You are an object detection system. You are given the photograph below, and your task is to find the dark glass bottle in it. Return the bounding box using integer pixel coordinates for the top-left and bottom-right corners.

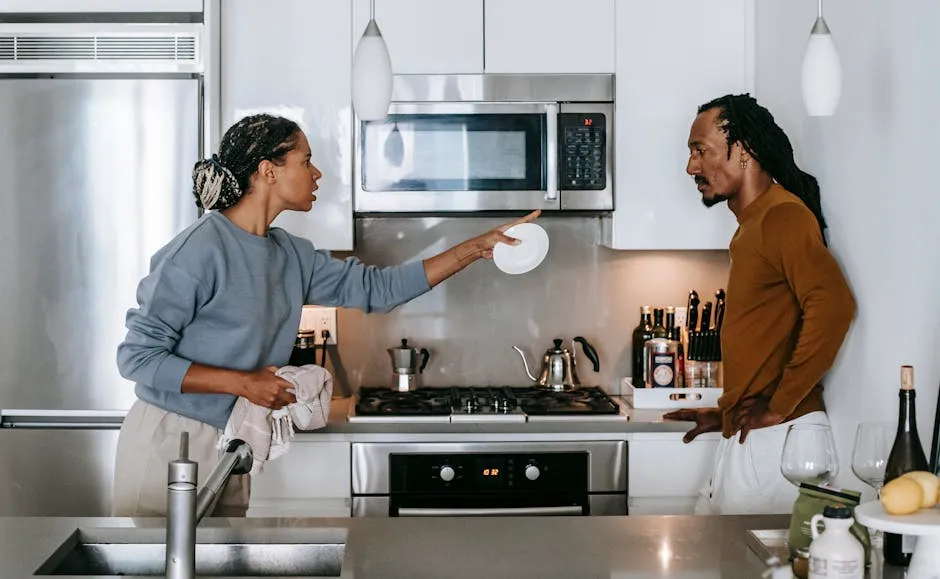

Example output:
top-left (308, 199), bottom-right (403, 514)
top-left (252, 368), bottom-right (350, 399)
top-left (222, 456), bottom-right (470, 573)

top-left (289, 330), bottom-right (320, 366)
top-left (650, 308), bottom-right (667, 339)
top-left (631, 306), bottom-right (653, 388)
top-left (665, 306), bottom-right (676, 335)
top-left (883, 365), bottom-right (929, 567)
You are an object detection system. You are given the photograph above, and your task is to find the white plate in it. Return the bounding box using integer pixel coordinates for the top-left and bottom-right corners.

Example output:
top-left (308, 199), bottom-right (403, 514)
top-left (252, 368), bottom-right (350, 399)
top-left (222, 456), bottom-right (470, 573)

top-left (493, 223), bottom-right (549, 275)
top-left (855, 500), bottom-right (940, 535)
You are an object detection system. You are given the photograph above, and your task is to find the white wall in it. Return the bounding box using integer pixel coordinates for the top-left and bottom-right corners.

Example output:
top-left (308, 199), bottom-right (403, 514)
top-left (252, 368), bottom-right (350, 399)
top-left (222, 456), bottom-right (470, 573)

top-left (755, 0), bottom-right (940, 495)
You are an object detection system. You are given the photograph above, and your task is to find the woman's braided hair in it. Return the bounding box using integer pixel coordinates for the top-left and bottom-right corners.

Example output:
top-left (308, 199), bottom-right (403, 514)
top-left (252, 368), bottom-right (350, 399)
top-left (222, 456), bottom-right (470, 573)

top-left (698, 94), bottom-right (828, 245)
top-left (192, 114), bottom-right (301, 210)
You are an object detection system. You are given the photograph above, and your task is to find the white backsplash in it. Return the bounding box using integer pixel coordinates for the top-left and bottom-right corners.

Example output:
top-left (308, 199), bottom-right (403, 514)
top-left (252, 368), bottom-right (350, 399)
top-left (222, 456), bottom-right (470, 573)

top-left (327, 216), bottom-right (730, 394)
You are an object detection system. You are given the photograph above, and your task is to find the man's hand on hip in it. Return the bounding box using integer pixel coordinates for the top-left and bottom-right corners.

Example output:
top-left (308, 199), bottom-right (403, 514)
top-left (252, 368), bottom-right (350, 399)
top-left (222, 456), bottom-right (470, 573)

top-left (662, 407), bottom-right (722, 443)
top-left (732, 397), bottom-right (786, 444)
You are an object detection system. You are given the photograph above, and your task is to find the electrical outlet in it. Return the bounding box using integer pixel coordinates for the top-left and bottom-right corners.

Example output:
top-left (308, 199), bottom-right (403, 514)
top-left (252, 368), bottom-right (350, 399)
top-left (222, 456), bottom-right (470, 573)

top-left (674, 306), bottom-right (688, 330)
top-left (301, 306), bottom-right (337, 345)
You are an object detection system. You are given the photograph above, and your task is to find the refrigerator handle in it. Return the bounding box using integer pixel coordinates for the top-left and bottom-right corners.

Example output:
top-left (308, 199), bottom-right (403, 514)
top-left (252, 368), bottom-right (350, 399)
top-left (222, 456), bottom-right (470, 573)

top-left (0, 409), bottom-right (125, 430)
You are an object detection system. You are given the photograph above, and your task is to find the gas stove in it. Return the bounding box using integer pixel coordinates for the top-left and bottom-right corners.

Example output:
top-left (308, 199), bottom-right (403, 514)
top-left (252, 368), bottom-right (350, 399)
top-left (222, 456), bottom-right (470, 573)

top-left (348, 386), bottom-right (626, 423)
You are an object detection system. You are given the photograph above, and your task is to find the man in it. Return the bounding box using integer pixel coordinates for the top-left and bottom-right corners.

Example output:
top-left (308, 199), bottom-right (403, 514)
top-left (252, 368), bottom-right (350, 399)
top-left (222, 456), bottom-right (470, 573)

top-left (664, 94), bottom-right (856, 515)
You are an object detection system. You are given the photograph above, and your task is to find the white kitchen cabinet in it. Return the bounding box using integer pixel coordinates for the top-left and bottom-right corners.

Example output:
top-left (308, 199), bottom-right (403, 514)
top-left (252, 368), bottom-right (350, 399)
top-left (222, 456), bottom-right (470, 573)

top-left (220, 0), bottom-right (353, 250)
top-left (352, 0), bottom-right (484, 74)
top-left (248, 441), bottom-right (351, 518)
top-left (628, 433), bottom-right (719, 515)
top-left (603, 0), bottom-right (754, 250)
top-left (483, 0), bottom-right (615, 73)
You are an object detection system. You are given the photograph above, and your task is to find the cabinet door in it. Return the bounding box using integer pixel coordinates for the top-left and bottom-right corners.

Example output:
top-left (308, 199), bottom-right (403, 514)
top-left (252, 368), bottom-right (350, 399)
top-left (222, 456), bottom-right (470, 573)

top-left (353, 0), bottom-right (483, 74)
top-left (628, 433), bottom-right (719, 515)
top-left (604, 0), bottom-right (753, 250)
top-left (248, 441), bottom-right (352, 518)
top-left (220, 0), bottom-right (353, 250)
top-left (484, 0), bottom-right (615, 73)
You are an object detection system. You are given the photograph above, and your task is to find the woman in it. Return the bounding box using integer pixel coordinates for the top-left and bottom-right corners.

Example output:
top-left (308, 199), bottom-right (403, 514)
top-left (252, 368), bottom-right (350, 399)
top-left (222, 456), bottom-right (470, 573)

top-left (112, 113), bottom-right (538, 516)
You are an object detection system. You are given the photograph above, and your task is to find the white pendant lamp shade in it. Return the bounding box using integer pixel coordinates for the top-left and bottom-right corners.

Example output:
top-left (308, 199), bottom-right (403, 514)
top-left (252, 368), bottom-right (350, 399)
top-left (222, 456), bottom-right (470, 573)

top-left (801, 14), bottom-right (842, 116)
top-left (352, 19), bottom-right (393, 121)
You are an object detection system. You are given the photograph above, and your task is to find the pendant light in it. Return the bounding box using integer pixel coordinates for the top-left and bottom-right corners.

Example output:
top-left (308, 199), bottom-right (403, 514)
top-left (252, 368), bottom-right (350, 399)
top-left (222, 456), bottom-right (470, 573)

top-left (352, 0), bottom-right (393, 121)
top-left (800, 0), bottom-right (842, 116)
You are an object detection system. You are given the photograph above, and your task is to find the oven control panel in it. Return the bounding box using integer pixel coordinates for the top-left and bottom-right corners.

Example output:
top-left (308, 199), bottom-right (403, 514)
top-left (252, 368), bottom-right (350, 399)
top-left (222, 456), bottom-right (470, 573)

top-left (389, 452), bottom-right (588, 493)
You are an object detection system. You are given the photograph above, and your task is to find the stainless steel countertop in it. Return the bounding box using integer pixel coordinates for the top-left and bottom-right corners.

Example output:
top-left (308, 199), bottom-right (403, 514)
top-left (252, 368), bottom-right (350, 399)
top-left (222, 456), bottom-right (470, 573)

top-left (1, 396), bottom-right (705, 439)
top-left (294, 397), bottom-right (709, 442)
top-left (1, 513), bottom-right (896, 578)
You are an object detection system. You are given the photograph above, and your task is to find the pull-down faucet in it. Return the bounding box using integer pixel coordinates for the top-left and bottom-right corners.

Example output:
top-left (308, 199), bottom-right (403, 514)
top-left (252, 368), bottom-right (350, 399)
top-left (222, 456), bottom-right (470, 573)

top-left (165, 432), bottom-right (253, 579)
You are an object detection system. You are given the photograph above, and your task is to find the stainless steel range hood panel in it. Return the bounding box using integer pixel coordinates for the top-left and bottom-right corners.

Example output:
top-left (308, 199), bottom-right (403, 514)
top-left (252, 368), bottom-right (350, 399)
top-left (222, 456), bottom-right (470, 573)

top-left (391, 73), bottom-right (614, 103)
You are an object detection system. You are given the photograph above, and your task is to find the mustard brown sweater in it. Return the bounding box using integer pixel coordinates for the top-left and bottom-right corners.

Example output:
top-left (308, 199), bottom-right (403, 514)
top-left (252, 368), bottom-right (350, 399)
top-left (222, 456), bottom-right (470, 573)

top-left (719, 184), bottom-right (856, 437)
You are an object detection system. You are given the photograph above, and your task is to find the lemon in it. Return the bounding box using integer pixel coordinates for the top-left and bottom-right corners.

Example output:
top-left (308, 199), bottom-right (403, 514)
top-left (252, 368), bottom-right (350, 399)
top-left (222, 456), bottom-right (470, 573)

top-left (881, 477), bottom-right (924, 515)
top-left (901, 471), bottom-right (940, 508)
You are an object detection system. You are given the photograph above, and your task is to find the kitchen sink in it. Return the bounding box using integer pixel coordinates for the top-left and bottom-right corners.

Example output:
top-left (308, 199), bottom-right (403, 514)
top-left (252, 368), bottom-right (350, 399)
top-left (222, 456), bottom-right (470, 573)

top-left (35, 527), bottom-right (346, 577)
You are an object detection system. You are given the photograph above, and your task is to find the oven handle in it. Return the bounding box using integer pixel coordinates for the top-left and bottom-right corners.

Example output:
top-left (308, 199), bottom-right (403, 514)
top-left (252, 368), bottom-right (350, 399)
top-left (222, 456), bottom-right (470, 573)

top-left (397, 505), bottom-right (584, 517)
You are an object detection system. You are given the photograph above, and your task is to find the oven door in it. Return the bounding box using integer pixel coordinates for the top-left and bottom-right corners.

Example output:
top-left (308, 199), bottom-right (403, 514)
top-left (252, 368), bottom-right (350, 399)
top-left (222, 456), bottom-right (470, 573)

top-left (351, 441), bottom-right (627, 517)
top-left (355, 103), bottom-right (559, 213)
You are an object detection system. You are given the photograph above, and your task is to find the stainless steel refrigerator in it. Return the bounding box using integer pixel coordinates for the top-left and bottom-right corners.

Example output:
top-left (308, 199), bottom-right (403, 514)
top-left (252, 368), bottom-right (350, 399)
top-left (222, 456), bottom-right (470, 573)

top-left (0, 25), bottom-right (206, 515)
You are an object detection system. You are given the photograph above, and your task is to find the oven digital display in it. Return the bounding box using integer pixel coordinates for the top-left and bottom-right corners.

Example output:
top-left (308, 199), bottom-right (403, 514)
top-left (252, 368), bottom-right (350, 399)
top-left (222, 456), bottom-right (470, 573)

top-left (474, 458), bottom-right (507, 487)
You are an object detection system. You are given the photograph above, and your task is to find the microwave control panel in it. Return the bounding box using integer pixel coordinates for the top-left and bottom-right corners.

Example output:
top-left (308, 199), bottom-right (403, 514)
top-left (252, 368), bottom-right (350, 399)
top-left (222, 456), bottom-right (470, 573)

top-left (558, 112), bottom-right (607, 190)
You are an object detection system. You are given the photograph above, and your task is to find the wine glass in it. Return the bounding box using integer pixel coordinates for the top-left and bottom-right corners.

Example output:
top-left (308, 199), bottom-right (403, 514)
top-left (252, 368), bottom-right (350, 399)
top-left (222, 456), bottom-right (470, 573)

top-left (780, 423), bottom-right (840, 486)
top-left (852, 421), bottom-right (893, 549)
top-left (851, 421), bottom-right (893, 497)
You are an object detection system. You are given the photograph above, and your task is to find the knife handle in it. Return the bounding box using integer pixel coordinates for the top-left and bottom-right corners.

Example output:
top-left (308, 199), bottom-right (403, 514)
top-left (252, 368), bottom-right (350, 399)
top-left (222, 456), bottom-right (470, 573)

top-left (714, 289), bottom-right (726, 332)
top-left (700, 302), bottom-right (713, 332)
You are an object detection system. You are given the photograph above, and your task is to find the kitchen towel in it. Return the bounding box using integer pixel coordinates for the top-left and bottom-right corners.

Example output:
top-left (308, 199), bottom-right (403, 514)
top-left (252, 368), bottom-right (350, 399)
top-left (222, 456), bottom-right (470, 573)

top-left (220, 364), bottom-right (333, 476)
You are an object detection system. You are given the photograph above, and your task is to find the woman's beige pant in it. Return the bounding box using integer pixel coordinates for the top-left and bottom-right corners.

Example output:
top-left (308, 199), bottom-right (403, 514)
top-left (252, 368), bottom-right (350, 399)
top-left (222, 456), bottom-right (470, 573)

top-left (111, 399), bottom-right (250, 517)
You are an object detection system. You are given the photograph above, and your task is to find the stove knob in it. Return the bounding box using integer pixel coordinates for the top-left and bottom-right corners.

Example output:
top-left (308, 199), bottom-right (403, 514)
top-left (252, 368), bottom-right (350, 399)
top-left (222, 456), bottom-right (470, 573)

top-left (525, 464), bottom-right (541, 481)
top-left (439, 466), bottom-right (455, 482)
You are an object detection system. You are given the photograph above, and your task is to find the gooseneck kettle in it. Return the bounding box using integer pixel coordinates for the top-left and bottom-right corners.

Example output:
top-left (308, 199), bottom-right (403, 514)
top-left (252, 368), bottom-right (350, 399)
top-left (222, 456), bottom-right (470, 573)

top-left (512, 337), bottom-right (600, 391)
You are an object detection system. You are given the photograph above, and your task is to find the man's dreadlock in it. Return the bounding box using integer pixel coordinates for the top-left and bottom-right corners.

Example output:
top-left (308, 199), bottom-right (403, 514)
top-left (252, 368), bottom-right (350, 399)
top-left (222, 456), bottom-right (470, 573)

top-left (698, 94), bottom-right (828, 245)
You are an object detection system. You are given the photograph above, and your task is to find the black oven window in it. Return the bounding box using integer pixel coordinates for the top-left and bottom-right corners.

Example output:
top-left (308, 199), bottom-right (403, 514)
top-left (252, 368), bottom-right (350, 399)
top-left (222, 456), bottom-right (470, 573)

top-left (361, 114), bottom-right (546, 192)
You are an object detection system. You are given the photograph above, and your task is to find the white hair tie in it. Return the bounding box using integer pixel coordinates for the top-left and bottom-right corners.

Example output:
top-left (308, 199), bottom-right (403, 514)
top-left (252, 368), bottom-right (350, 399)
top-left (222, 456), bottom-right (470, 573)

top-left (197, 156), bottom-right (238, 210)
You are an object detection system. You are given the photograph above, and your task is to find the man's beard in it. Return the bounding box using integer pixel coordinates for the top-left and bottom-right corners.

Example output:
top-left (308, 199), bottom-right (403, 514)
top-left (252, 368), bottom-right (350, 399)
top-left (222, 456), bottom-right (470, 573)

top-left (696, 178), bottom-right (732, 208)
top-left (701, 193), bottom-right (731, 208)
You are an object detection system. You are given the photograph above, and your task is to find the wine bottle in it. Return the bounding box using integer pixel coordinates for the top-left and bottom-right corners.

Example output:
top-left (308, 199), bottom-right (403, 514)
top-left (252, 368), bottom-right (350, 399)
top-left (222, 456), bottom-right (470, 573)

top-left (883, 365), bottom-right (929, 567)
top-left (631, 306), bottom-right (653, 388)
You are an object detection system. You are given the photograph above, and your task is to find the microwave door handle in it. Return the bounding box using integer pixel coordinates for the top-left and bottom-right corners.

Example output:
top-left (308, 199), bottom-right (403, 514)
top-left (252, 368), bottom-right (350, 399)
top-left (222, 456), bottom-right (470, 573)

top-left (545, 103), bottom-right (559, 203)
top-left (397, 505), bottom-right (583, 517)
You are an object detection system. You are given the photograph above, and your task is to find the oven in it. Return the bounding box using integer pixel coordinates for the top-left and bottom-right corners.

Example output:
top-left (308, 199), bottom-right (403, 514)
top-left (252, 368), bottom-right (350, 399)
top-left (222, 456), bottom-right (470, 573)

top-left (354, 74), bottom-right (614, 214)
top-left (351, 441), bottom-right (626, 517)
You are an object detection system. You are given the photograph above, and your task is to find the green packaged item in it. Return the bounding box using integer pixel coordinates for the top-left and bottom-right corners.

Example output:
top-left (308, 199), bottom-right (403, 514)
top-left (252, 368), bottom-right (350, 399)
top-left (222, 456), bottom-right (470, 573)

top-left (788, 483), bottom-right (871, 564)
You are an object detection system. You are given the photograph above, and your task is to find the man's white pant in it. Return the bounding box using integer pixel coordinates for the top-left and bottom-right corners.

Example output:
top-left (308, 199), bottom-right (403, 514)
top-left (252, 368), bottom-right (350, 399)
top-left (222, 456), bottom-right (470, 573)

top-left (695, 411), bottom-right (830, 515)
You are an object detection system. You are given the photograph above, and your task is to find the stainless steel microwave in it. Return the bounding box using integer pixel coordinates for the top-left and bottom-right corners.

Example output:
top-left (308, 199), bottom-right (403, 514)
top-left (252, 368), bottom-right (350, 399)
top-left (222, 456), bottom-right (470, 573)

top-left (354, 74), bottom-right (614, 214)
